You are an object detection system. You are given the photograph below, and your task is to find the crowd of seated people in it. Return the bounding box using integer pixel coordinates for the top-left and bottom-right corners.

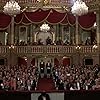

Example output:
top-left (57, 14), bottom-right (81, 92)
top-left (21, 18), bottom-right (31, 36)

top-left (0, 63), bottom-right (100, 91)
top-left (53, 64), bottom-right (100, 90)
top-left (0, 65), bottom-right (38, 91)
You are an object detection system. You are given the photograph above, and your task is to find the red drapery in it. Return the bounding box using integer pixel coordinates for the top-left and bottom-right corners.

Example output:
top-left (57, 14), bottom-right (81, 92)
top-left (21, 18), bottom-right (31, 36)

top-left (18, 57), bottom-right (27, 66)
top-left (62, 58), bottom-right (70, 66)
top-left (0, 13), bottom-right (11, 30)
top-left (78, 12), bottom-right (96, 28)
top-left (0, 9), bottom-right (96, 30)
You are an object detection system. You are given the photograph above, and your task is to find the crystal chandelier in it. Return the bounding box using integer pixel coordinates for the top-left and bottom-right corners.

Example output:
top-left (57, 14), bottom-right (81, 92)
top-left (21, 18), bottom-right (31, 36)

top-left (71, 0), bottom-right (88, 16)
top-left (40, 22), bottom-right (50, 32)
top-left (3, 0), bottom-right (21, 16)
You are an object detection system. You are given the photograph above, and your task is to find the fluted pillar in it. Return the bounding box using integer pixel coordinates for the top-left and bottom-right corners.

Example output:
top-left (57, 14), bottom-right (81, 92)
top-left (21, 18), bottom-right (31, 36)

top-left (75, 16), bottom-right (80, 45)
top-left (30, 24), bottom-right (33, 43)
top-left (10, 16), bottom-right (14, 45)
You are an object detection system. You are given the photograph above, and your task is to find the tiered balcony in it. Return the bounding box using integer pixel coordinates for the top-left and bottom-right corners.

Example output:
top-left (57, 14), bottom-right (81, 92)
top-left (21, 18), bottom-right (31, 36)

top-left (0, 45), bottom-right (98, 55)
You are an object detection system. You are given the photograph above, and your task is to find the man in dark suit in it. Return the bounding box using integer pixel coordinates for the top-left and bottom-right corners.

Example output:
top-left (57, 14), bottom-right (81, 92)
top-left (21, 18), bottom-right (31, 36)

top-left (38, 92), bottom-right (50, 100)
top-left (40, 60), bottom-right (45, 73)
top-left (40, 60), bottom-right (45, 78)
top-left (46, 61), bottom-right (52, 78)
top-left (46, 36), bottom-right (52, 45)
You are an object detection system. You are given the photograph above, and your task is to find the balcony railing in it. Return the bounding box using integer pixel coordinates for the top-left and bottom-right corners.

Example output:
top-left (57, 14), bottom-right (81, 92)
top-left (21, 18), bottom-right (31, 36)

top-left (0, 46), bottom-right (9, 54)
top-left (0, 45), bottom-right (98, 55)
top-left (80, 46), bottom-right (98, 53)
top-left (15, 45), bottom-right (77, 54)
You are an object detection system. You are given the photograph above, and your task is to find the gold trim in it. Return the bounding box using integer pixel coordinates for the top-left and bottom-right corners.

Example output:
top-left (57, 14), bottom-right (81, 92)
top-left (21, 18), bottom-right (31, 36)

top-left (23, 9), bottom-right (51, 24)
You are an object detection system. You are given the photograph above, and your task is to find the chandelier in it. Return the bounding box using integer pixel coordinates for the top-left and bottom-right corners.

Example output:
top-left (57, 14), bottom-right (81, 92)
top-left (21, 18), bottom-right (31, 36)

top-left (71, 0), bottom-right (88, 16)
top-left (40, 22), bottom-right (50, 32)
top-left (3, 0), bottom-right (21, 16)
top-left (76, 45), bottom-right (81, 50)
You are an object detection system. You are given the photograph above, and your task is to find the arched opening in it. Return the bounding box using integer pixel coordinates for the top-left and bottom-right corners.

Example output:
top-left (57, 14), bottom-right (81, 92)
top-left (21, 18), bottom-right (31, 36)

top-left (62, 57), bottom-right (70, 67)
top-left (18, 57), bottom-right (27, 66)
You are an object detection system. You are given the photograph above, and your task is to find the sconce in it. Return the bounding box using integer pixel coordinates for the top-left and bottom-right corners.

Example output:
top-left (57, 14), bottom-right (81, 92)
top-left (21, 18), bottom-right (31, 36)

top-left (93, 44), bottom-right (98, 49)
top-left (76, 45), bottom-right (81, 50)
top-left (9, 45), bottom-right (15, 49)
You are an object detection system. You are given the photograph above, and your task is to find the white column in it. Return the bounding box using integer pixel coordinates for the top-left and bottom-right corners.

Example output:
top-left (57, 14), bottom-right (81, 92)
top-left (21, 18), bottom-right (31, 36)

top-left (34, 33), bottom-right (37, 42)
top-left (30, 24), bottom-right (33, 43)
top-left (10, 16), bottom-right (14, 45)
top-left (75, 16), bottom-right (79, 45)
top-left (52, 32), bottom-right (55, 43)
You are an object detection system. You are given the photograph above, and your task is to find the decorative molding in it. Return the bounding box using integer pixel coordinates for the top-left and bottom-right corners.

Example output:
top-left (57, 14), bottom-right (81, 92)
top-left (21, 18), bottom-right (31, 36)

top-left (0, 0), bottom-right (99, 12)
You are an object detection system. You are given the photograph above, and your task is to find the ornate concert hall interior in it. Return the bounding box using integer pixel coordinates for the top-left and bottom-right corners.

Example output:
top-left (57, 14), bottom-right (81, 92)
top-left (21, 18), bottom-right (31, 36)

top-left (0, 0), bottom-right (100, 99)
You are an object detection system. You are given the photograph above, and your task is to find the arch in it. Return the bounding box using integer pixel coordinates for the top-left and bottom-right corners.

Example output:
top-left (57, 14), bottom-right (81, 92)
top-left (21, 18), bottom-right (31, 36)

top-left (34, 25), bottom-right (56, 44)
top-left (62, 57), bottom-right (70, 67)
top-left (34, 31), bottom-right (55, 45)
top-left (18, 57), bottom-right (27, 66)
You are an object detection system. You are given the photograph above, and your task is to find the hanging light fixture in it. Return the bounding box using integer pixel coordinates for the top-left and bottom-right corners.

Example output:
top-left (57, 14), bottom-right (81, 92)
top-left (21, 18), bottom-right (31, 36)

top-left (3, 0), bottom-right (21, 16)
top-left (71, 0), bottom-right (88, 16)
top-left (3, 0), bottom-right (21, 45)
top-left (40, 22), bottom-right (50, 32)
top-left (71, 0), bottom-right (88, 45)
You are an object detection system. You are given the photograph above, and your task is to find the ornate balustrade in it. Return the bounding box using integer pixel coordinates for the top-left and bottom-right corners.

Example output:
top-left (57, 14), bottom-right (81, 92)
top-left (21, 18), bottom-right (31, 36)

top-left (80, 46), bottom-right (98, 53)
top-left (15, 46), bottom-right (44, 54)
top-left (0, 46), bottom-right (9, 54)
top-left (0, 45), bottom-right (98, 55)
top-left (15, 45), bottom-right (76, 54)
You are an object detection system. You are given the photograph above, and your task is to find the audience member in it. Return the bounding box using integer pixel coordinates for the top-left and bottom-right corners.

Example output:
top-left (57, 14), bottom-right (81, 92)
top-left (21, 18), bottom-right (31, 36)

top-left (38, 91), bottom-right (50, 100)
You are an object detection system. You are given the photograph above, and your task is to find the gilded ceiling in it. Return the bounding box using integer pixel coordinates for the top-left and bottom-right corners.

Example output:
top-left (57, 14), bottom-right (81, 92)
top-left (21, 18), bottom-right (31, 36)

top-left (0, 0), bottom-right (99, 12)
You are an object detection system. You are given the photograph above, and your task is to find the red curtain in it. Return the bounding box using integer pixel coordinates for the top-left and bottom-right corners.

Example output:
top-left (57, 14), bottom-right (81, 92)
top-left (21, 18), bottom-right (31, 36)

top-left (15, 13), bottom-right (23, 24)
top-left (62, 58), bottom-right (70, 66)
top-left (78, 12), bottom-right (96, 28)
top-left (18, 57), bottom-right (27, 66)
top-left (67, 13), bottom-right (76, 25)
top-left (46, 9), bottom-right (66, 24)
top-left (0, 9), bottom-right (96, 30)
top-left (0, 13), bottom-right (11, 30)
top-left (24, 9), bottom-right (50, 23)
